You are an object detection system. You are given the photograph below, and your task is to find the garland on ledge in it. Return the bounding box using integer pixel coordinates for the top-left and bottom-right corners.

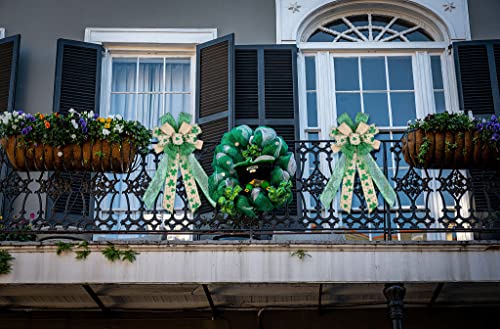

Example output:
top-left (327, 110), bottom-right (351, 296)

top-left (209, 126), bottom-right (296, 218)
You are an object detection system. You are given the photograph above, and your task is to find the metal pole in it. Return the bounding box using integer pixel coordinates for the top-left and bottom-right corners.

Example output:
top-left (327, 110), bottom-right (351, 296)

top-left (383, 283), bottom-right (406, 329)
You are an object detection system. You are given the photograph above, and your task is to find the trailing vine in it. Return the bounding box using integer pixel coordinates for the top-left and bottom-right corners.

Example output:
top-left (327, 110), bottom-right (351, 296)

top-left (55, 241), bottom-right (138, 263)
top-left (0, 250), bottom-right (14, 275)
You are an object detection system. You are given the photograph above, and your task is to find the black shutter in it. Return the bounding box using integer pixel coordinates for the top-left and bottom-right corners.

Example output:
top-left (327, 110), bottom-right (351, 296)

top-left (234, 45), bottom-right (299, 144)
top-left (51, 39), bottom-right (103, 221)
top-left (0, 35), bottom-right (20, 112)
top-left (234, 45), bottom-right (299, 217)
top-left (454, 40), bottom-right (500, 116)
top-left (196, 34), bottom-right (235, 215)
top-left (53, 39), bottom-right (103, 114)
top-left (454, 40), bottom-right (500, 217)
top-left (196, 34), bottom-right (235, 173)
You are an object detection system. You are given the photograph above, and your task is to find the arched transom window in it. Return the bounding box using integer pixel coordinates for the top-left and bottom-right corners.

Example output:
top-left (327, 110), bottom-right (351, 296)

top-left (307, 14), bottom-right (434, 43)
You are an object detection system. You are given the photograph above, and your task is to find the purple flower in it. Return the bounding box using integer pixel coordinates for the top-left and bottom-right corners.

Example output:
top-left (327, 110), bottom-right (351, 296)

top-left (492, 133), bottom-right (499, 141)
top-left (82, 126), bottom-right (88, 134)
top-left (21, 128), bottom-right (29, 135)
top-left (17, 110), bottom-right (24, 115)
top-left (93, 113), bottom-right (99, 119)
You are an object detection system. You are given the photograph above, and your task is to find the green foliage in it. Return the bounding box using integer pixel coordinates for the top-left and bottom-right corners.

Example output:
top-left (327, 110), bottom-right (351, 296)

top-left (290, 249), bottom-right (311, 260)
top-left (407, 112), bottom-right (475, 132)
top-left (74, 241), bottom-right (91, 261)
top-left (0, 250), bottom-right (14, 275)
top-left (102, 243), bottom-right (139, 263)
top-left (0, 110), bottom-right (152, 155)
top-left (55, 241), bottom-right (74, 255)
top-left (267, 181), bottom-right (293, 206)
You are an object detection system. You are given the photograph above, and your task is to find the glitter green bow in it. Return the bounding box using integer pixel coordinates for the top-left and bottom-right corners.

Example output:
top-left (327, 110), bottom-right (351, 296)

top-left (319, 112), bottom-right (396, 213)
top-left (143, 112), bottom-right (215, 213)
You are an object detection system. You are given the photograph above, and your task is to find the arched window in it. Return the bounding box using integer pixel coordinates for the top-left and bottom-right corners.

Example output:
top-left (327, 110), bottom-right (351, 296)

top-left (298, 3), bottom-right (462, 240)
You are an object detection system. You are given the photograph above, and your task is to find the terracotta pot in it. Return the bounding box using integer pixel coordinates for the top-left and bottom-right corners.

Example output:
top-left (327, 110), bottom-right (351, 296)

top-left (1, 136), bottom-right (136, 172)
top-left (401, 129), bottom-right (500, 169)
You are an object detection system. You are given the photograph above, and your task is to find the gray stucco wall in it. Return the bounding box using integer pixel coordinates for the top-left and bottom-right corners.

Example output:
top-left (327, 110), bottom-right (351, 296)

top-left (0, 0), bottom-right (499, 114)
top-left (0, 0), bottom-right (276, 114)
top-left (469, 0), bottom-right (500, 40)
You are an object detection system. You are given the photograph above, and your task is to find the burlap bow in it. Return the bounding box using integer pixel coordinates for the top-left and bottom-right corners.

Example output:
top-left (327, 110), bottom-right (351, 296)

top-left (143, 112), bottom-right (215, 213)
top-left (320, 113), bottom-right (396, 213)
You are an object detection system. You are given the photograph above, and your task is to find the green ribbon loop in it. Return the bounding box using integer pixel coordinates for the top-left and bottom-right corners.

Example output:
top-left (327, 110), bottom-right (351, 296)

top-left (319, 112), bottom-right (397, 213)
top-left (142, 113), bottom-right (215, 213)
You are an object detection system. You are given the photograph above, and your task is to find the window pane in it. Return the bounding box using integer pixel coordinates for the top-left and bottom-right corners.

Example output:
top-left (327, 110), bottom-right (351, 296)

top-left (138, 58), bottom-right (163, 92)
top-left (388, 57), bottom-right (414, 90)
top-left (326, 19), bottom-right (349, 33)
top-left (406, 29), bottom-right (433, 42)
top-left (434, 91), bottom-right (446, 113)
top-left (305, 56), bottom-right (316, 91)
top-left (336, 93), bottom-right (361, 118)
top-left (363, 93), bottom-right (389, 126)
top-left (165, 94), bottom-right (191, 119)
top-left (138, 94), bottom-right (163, 127)
top-left (391, 92), bottom-right (416, 126)
top-left (362, 57), bottom-right (386, 90)
top-left (165, 60), bottom-right (190, 92)
top-left (112, 58), bottom-right (136, 92)
top-left (307, 92), bottom-right (318, 127)
top-left (110, 94), bottom-right (137, 121)
top-left (431, 56), bottom-right (444, 90)
top-left (308, 31), bottom-right (334, 42)
top-left (334, 58), bottom-right (359, 91)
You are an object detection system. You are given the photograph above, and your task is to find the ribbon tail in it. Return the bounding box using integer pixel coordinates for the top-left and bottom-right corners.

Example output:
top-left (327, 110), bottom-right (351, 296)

top-left (319, 154), bottom-right (347, 209)
top-left (143, 155), bottom-right (170, 209)
top-left (357, 157), bottom-right (378, 213)
top-left (340, 154), bottom-right (357, 213)
top-left (179, 155), bottom-right (201, 212)
top-left (361, 154), bottom-right (397, 208)
top-left (163, 154), bottom-right (180, 213)
top-left (188, 154), bottom-right (216, 208)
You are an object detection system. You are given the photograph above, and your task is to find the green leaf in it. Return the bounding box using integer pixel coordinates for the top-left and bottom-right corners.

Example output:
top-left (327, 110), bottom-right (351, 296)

top-left (55, 241), bottom-right (73, 255)
top-left (101, 244), bottom-right (121, 262)
top-left (0, 250), bottom-right (14, 275)
top-left (120, 249), bottom-right (139, 263)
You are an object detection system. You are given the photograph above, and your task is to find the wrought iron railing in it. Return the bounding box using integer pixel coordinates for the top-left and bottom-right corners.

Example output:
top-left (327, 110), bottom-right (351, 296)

top-left (1, 139), bottom-right (499, 241)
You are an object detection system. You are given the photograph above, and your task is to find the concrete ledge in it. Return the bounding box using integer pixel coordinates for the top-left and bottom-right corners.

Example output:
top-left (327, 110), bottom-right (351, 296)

top-left (1, 242), bottom-right (500, 284)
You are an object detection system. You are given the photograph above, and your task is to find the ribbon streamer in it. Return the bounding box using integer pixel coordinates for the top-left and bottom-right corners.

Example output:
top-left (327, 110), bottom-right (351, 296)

top-left (319, 113), bottom-right (397, 213)
top-left (143, 112), bottom-right (215, 213)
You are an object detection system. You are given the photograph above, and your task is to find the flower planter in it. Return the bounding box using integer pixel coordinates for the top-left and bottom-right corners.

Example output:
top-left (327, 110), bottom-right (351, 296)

top-left (1, 136), bottom-right (136, 172)
top-left (401, 129), bottom-right (500, 169)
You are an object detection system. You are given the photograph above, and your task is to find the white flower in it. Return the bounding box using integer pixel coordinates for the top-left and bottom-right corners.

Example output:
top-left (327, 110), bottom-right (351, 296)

top-left (12, 125), bottom-right (17, 130)
top-left (71, 119), bottom-right (78, 129)
top-left (115, 114), bottom-right (123, 120)
top-left (69, 108), bottom-right (76, 114)
top-left (71, 134), bottom-right (76, 140)
top-left (102, 128), bottom-right (110, 136)
top-left (114, 124), bottom-right (123, 133)
top-left (89, 111), bottom-right (94, 118)
top-left (57, 151), bottom-right (63, 157)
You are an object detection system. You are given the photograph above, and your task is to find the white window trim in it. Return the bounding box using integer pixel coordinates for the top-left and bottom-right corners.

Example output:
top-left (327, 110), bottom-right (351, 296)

top-left (84, 28), bottom-right (217, 45)
top-left (0, 28), bottom-right (5, 39)
top-left (84, 28), bottom-right (217, 120)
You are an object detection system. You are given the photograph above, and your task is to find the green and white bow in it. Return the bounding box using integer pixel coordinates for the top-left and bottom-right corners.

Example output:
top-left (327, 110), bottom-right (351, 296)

top-left (143, 112), bottom-right (215, 213)
top-left (319, 113), bottom-right (397, 213)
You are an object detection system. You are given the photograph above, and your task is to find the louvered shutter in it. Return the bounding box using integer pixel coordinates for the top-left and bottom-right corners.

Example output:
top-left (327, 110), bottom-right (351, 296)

top-left (51, 39), bottom-right (103, 221)
top-left (196, 34), bottom-right (235, 214)
top-left (53, 39), bottom-right (103, 114)
top-left (454, 40), bottom-right (500, 217)
top-left (0, 35), bottom-right (20, 112)
top-left (234, 45), bottom-right (299, 216)
top-left (454, 40), bottom-right (500, 116)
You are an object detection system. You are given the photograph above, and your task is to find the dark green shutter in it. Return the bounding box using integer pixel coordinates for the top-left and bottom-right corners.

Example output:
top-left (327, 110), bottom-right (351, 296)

top-left (454, 40), bottom-right (500, 116)
top-left (51, 39), bottom-right (103, 221)
top-left (0, 35), bottom-right (20, 113)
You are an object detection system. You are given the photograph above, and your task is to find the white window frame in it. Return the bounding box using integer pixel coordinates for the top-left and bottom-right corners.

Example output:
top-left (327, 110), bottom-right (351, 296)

top-left (84, 28), bottom-right (218, 119)
top-left (0, 28), bottom-right (5, 39)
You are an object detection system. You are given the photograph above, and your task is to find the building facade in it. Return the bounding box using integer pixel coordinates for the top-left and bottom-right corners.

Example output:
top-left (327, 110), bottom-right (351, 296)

top-left (1, 1), bottom-right (500, 328)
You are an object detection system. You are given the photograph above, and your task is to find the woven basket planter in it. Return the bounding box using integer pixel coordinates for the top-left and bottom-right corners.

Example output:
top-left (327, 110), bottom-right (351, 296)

top-left (401, 129), bottom-right (500, 169)
top-left (1, 136), bottom-right (136, 172)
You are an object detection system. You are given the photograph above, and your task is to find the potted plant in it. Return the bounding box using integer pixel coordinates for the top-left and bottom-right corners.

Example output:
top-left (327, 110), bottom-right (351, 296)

top-left (401, 112), bottom-right (499, 169)
top-left (0, 109), bottom-right (151, 172)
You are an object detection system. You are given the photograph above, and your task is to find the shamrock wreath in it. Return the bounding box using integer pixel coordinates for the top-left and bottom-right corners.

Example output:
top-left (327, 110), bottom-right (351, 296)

top-left (208, 125), bottom-right (296, 218)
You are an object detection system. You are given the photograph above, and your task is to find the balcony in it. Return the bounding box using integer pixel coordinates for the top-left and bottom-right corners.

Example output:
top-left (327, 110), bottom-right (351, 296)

top-left (1, 137), bottom-right (499, 241)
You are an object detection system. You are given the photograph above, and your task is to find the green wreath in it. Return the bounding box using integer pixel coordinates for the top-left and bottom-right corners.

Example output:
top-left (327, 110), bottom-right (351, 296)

top-left (208, 125), bottom-right (296, 218)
